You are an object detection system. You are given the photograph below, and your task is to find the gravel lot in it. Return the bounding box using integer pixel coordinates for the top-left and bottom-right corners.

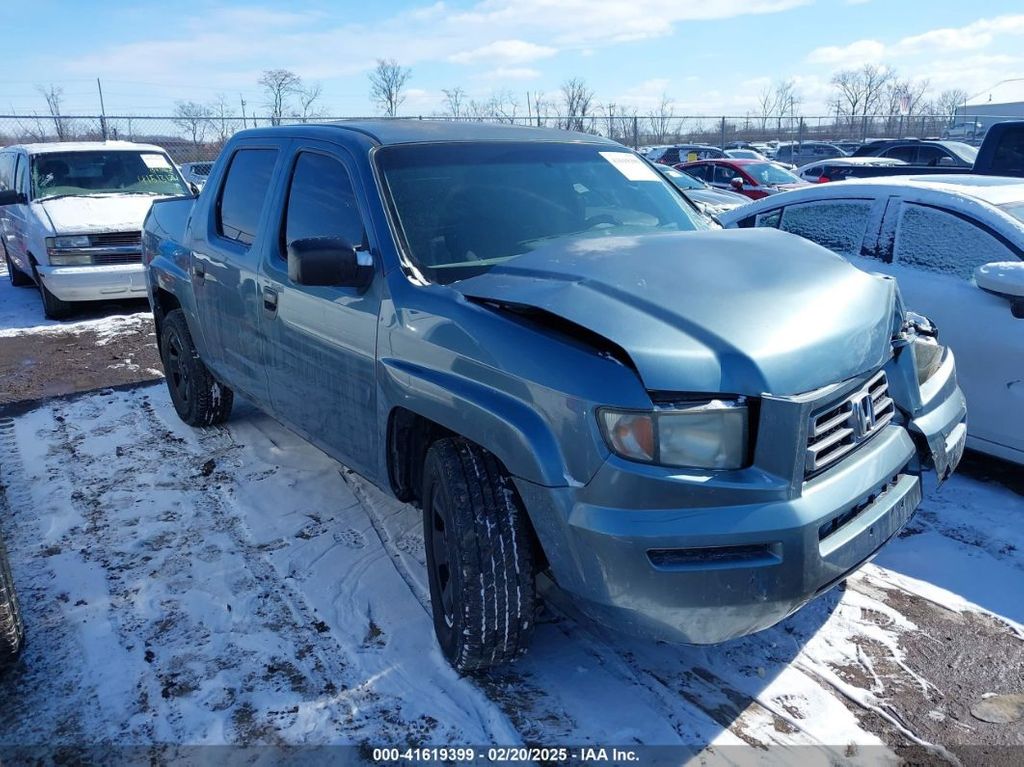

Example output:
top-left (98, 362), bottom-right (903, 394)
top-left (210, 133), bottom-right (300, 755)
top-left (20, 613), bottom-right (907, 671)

top-left (0, 266), bottom-right (1022, 761)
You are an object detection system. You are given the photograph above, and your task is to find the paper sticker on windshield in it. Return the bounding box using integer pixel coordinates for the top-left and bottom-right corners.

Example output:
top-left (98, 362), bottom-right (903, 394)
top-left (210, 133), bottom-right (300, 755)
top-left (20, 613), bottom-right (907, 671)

top-left (599, 152), bottom-right (660, 181)
top-left (141, 153), bottom-right (172, 169)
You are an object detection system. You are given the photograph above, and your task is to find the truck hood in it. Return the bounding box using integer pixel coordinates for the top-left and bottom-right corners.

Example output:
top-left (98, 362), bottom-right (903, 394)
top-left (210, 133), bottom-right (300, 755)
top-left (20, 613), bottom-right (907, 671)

top-left (453, 229), bottom-right (895, 396)
top-left (36, 194), bottom-right (168, 234)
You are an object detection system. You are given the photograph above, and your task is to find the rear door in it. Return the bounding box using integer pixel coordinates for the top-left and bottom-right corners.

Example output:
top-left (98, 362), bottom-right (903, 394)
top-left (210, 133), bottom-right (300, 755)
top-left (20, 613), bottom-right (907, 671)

top-left (259, 141), bottom-right (382, 474)
top-left (191, 139), bottom-right (285, 406)
top-left (868, 199), bottom-right (1024, 457)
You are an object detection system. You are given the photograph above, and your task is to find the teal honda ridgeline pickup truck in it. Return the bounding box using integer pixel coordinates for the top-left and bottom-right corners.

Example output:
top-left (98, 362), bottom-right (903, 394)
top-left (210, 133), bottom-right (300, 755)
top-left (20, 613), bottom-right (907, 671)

top-left (142, 121), bottom-right (967, 672)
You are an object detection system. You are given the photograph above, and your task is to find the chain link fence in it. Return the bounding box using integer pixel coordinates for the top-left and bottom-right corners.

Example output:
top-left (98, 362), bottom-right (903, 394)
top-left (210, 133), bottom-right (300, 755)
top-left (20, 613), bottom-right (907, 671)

top-left (0, 112), bottom-right (1011, 165)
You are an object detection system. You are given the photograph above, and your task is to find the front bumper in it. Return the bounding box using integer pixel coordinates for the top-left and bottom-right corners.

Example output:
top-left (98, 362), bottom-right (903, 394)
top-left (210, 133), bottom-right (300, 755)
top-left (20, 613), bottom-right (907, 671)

top-left (516, 351), bottom-right (967, 645)
top-left (35, 263), bottom-right (148, 302)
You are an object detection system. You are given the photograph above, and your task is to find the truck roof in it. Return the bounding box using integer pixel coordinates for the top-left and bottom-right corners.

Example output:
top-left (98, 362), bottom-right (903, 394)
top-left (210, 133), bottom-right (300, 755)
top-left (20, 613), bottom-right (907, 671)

top-left (5, 140), bottom-right (171, 156)
top-left (244, 119), bottom-right (619, 146)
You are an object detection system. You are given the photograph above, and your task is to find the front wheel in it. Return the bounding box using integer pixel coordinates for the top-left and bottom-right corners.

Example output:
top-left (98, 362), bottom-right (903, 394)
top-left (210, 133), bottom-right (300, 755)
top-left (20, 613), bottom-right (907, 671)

top-left (4, 248), bottom-right (33, 288)
top-left (422, 438), bottom-right (536, 672)
top-left (160, 309), bottom-right (234, 426)
top-left (34, 268), bottom-right (74, 320)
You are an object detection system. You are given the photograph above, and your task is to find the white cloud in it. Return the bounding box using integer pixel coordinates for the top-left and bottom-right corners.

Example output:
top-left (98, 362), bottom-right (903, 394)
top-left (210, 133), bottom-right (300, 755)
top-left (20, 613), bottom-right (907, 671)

top-left (808, 13), bottom-right (1024, 66)
top-left (449, 39), bottom-right (557, 64)
top-left (476, 67), bottom-right (543, 80)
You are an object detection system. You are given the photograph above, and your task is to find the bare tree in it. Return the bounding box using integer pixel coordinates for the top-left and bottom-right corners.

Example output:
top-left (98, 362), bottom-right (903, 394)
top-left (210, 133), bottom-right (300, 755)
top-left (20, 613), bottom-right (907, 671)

top-left (649, 93), bottom-right (675, 143)
top-left (173, 100), bottom-right (212, 153)
top-left (441, 87), bottom-right (466, 119)
top-left (489, 90), bottom-right (520, 124)
top-left (883, 77), bottom-right (930, 135)
top-left (831, 64), bottom-right (893, 139)
top-left (527, 91), bottom-right (553, 126)
top-left (369, 59), bottom-right (411, 118)
top-left (297, 82), bottom-right (325, 122)
top-left (209, 93), bottom-right (236, 144)
top-left (37, 85), bottom-right (74, 140)
top-left (259, 69), bottom-right (302, 125)
top-left (560, 77), bottom-right (594, 132)
top-left (757, 84), bottom-right (774, 131)
top-left (936, 88), bottom-right (969, 123)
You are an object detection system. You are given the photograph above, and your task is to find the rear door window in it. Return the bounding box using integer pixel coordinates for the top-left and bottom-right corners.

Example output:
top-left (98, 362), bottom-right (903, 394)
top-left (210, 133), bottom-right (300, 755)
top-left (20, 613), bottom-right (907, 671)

top-left (894, 203), bottom-right (1015, 278)
top-left (282, 152), bottom-right (366, 255)
top-left (779, 199), bottom-right (875, 258)
top-left (0, 153), bottom-right (14, 190)
top-left (217, 148), bottom-right (278, 247)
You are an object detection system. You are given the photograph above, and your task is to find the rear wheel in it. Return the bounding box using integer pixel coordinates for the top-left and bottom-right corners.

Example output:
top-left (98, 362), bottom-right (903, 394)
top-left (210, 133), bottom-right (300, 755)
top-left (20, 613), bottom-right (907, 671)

top-left (0, 535), bottom-right (24, 663)
top-left (422, 438), bottom-right (536, 672)
top-left (33, 265), bottom-right (74, 320)
top-left (160, 309), bottom-right (234, 426)
top-left (4, 248), bottom-right (32, 288)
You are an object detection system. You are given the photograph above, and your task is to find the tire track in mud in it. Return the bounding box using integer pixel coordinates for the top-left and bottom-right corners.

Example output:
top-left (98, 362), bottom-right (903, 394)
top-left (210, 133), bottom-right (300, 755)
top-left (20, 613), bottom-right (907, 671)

top-left (125, 390), bottom-right (430, 743)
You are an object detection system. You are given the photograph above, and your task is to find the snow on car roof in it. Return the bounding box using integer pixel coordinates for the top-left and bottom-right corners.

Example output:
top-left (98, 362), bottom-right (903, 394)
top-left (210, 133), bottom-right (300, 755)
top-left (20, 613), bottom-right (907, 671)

top-left (835, 174), bottom-right (1024, 206)
top-left (10, 140), bottom-right (170, 156)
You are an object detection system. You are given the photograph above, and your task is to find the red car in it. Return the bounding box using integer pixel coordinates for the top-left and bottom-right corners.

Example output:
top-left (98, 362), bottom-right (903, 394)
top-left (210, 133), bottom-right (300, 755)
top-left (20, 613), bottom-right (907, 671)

top-left (674, 158), bottom-right (808, 200)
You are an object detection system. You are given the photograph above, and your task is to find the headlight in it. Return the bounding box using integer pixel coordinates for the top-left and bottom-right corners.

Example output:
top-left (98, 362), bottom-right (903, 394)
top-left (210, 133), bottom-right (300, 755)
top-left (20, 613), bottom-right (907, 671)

top-left (48, 252), bottom-right (94, 265)
top-left (598, 400), bottom-right (749, 470)
top-left (899, 310), bottom-right (945, 384)
top-left (911, 335), bottom-right (945, 385)
top-left (47, 235), bottom-right (91, 249)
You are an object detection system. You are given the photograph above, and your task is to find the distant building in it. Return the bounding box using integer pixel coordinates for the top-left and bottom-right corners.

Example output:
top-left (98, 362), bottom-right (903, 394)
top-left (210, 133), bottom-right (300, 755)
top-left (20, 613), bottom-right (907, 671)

top-left (956, 78), bottom-right (1024, 131)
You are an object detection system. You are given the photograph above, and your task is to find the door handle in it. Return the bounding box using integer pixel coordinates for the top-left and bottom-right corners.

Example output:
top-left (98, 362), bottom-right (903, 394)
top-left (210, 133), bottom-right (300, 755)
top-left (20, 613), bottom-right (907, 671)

top-left (263, 287), bottom-right (279, 315)
top-left (193, 260), bottom-right (206, 281)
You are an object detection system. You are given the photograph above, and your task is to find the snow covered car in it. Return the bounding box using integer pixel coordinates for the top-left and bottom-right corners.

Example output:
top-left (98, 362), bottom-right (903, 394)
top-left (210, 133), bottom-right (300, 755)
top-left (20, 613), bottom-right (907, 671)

top-left (0, 141), bottom-right (192, 319)
top-left (0, 531), bottom-right (23, 663)
top-left (719, 175), bottom-right (1024, 464)
top-left (143, 121), bottom-right (967, 671)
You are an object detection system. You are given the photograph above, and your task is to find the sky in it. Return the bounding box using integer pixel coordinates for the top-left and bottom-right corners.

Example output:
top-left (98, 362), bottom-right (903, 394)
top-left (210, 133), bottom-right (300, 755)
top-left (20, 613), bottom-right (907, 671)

top-left (1, 0), bottom-right (1023, 118)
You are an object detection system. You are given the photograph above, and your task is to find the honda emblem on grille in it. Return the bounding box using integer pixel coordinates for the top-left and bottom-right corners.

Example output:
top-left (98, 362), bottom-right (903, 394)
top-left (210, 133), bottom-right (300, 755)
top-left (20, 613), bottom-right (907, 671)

top-left (851, 394), bottom-right (876, 439)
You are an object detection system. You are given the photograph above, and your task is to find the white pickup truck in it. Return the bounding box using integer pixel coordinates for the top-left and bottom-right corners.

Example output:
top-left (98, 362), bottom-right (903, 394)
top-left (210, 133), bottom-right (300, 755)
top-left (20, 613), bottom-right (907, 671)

top-left (0, 141), bottom-right (192, 319)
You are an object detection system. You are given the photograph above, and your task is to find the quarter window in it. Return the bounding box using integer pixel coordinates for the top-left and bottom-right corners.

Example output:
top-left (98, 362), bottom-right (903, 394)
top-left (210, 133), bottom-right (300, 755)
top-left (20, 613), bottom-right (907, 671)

top-left (282, 152), bottom-right (366, 254)
top-left (893, 203), bottom-right (1014, 279)
top-left (217, 148), bottom-right (278, 246)
top-left (779, 200), bottom-right (875, 258)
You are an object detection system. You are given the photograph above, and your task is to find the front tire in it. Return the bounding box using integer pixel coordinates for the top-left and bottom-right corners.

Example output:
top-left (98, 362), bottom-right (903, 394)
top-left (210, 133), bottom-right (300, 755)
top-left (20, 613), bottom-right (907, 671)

top-left (0, 535), bottom-right (24, 663)
top-left (34, 266), bottom-right (74, 320)
top-left (160, 309), bottom-right (234, 426)
top-left (4, 248), bottom-right (32, 288)
top-left (422, 438), bottom-right (536, 672)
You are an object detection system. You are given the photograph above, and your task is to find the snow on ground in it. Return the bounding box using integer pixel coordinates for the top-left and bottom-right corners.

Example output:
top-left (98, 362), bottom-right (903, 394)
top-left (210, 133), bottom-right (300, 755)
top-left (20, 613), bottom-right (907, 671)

top-left (0, 259), bottom-right (150, 337)
top-left (1, 383), bottom-right (1021, 753)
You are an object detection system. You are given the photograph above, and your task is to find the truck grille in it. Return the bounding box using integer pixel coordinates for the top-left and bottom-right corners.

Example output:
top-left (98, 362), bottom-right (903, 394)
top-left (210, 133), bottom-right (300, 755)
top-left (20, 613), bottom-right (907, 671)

top-left (89, 251), bottom-right (142, 265)
top-left (806, 371), bottom-right (895, 475)
top-left (89, 231), bottom-right (142, 248)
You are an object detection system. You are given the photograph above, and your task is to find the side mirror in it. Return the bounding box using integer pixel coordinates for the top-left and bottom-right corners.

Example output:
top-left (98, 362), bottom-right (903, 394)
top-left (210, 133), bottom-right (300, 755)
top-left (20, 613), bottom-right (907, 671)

top-left (287, 237), bottom-right (373, 289)
top-left (0, 189), bottom-right (27, 206)
top-left (975, 261), bottom-right (1024, 318)
top-left (937, 156), bottom-right (956, 167)
top-left (189, 182), bottom-right (201, 197)
top-left (729, 177), bottom-right (745, 191)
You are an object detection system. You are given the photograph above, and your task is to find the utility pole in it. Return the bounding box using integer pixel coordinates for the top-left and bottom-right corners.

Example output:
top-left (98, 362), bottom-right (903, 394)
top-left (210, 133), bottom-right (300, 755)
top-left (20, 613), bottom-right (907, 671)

top-left (239, 94), bottom-right (248, 129)
top-left (96, 78), bottom-right (108, 140)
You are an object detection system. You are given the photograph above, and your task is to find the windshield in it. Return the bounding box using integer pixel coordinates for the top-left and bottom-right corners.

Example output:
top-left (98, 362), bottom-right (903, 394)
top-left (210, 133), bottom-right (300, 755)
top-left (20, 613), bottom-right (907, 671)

top-left (727, 149), bottom-right (765, 160)
top-left (743, 162), bottom-right (802, 185)
top-left (661, 167), bottom-right (706, 190)
top-left (32, 150), bottom-right (189, 200)
top-left (999, 201), bottom-right (1024, 226)
top-left (377, 142), bottom-right (709, 284)
top-left (943, 142), bottom-right (979, 163)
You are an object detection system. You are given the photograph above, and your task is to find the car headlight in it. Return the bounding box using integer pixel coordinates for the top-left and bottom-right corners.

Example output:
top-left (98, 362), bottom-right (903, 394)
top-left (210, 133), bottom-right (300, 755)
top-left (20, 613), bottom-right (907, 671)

top-left (911, 334), bottom-right (945, 385)
top-left (47, 235), bottom-right (91, 249)
top-left (598, 400), bottom-right (750, 470)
